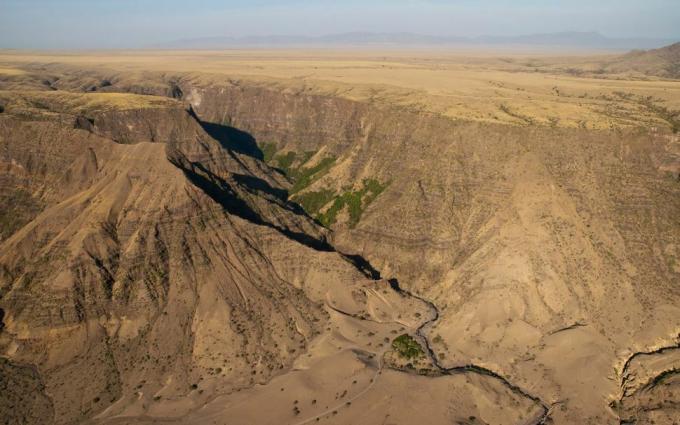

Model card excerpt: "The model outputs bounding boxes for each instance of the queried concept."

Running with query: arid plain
[0,46,679,425]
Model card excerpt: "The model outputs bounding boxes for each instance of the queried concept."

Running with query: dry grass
[0,49,678,129]
[0,67,26,76]
[0,90,178,114]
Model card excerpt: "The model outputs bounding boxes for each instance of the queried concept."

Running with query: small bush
[391,334,424,359]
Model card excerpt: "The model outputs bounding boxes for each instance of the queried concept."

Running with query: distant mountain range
[156,31,677,50]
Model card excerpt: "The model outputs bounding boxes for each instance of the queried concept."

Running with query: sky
[1,0,679,49]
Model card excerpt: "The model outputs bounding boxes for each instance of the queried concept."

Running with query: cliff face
[187,82,680,291]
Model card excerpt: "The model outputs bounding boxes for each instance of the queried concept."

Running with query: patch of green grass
[391,334,424,360]
[260,142,278,162]
[362,178,388,206]
[290,157,336,194]
[294,189,336,215]
[344,190,364,224]
[270,149,333,193]
[274,151,297,174]
[317,196,344,228]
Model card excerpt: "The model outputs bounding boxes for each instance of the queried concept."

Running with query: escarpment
[185,82,680,293]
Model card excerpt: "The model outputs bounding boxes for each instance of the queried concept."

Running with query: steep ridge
[0,91,343,423]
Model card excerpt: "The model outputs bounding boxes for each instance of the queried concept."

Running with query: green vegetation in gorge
[294,189,336,215]
[266,148,335,193]
[260,142,278,162]
[290,157,336,193]
[391,334,424,360]
[256,144,388,227]
[316,178,388,228]
[273,151,298,175]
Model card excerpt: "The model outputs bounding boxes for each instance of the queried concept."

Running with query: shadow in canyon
[188,117,382,269]
[199,120,265,160]
[232,173,290,202]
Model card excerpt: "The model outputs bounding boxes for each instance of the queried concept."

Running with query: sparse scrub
[499,103,534,125]
[639,97,680,133]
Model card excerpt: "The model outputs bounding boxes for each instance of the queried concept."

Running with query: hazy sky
[1,0,679,48]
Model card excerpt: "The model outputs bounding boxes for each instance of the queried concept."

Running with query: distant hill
[606,42,680,78]
[155,32,454,49]
[475,31,674,49]
[156,31,676,50]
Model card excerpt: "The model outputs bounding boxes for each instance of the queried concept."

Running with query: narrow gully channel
[387,278,553,425]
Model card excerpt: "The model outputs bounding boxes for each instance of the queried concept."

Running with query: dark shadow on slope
[340,253,382,280]
[388,278,402,292]
[233,174,314,221]
[232,173,289,201]
[199,120,264,160]
[231,173,314,219]
[169,155,334,253]
[181,113,392,278]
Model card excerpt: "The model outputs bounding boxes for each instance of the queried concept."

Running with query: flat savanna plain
[1,48,679,129]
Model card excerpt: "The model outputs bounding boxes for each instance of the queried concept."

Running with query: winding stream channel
[387,278,553,425]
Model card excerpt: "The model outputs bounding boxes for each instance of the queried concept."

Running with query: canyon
[0,47,679,424]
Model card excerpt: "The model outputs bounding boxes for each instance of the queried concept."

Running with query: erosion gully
[386,278,554,425]
[616,341,680,423]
